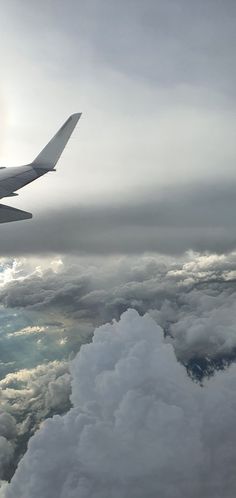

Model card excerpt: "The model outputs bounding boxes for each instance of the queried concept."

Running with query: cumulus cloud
[0,413,16,479]
[0,360,71,480]
[1,251,236,482]
[0,360,71,415]
[2,309,236,498]
[7,326,47,337]
[2,251,236,367]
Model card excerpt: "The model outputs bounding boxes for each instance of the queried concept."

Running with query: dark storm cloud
[1,181,236,255]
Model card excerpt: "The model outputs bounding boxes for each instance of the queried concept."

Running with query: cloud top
[3,309,236,498]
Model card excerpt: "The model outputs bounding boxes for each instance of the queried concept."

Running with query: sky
[1,0,236,496]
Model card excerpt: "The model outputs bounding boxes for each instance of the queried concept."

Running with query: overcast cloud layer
[1,180,236,255]
[0,0,236,215]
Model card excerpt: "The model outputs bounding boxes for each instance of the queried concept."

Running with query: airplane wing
[0,203,32,223]
[0,113,81,223]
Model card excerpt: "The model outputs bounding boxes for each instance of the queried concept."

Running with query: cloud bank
[1,181,236,256]
[2,251,236,366]
[2,309,236,498]
[1,251,236,482]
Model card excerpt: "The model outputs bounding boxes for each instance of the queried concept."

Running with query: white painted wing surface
[33,113,82,170]
[0,113,81,223]
[0,167,38,199]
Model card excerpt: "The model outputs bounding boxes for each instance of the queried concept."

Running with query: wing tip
[69,112,82,121]
[32,112,82,170]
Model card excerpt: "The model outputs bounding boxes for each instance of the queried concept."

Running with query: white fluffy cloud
[0,360,71,480]
[2,252,236,484]
[2,252,236,364]
[0,412,17,479]
[3,309,236,498]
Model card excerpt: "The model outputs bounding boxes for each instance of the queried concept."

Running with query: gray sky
[0,0,236,221]
[0,181,236,255]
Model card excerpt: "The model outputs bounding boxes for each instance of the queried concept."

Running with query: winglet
[32,113,82,170]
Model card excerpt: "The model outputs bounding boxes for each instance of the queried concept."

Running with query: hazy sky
[0,0,236,216]
[1,1,236,497]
